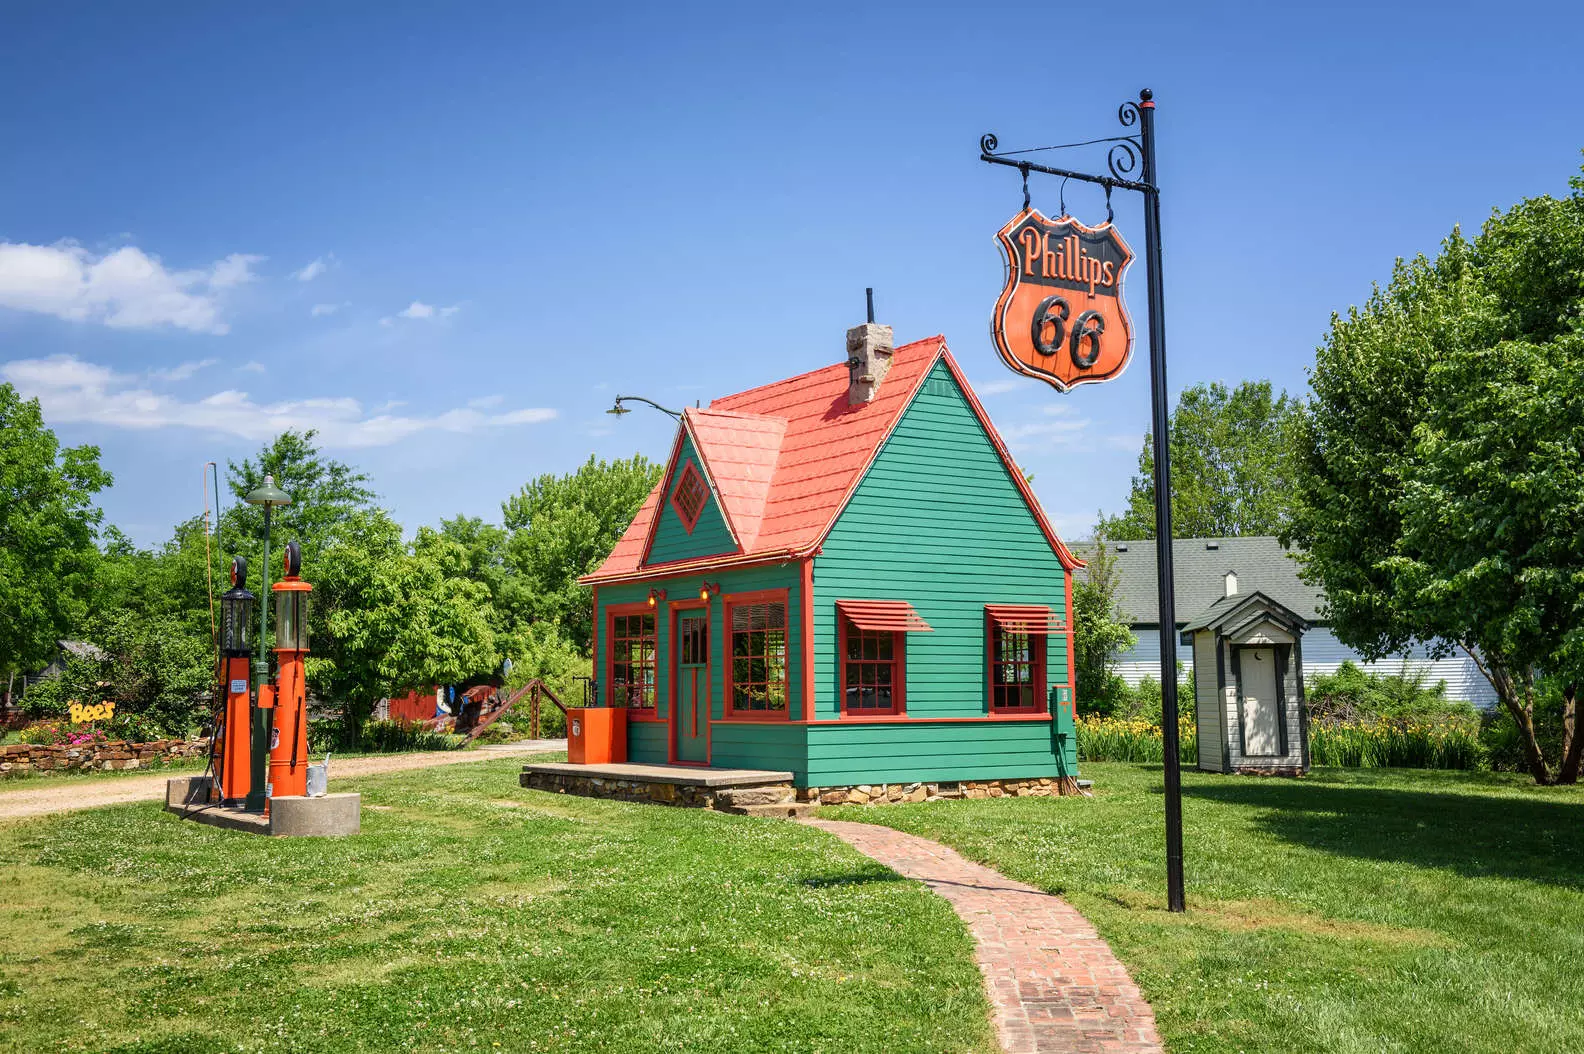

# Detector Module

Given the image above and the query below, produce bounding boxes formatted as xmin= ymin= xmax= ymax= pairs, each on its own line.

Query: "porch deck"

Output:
xmin=520 ymin=761 xmax=804 ymax=815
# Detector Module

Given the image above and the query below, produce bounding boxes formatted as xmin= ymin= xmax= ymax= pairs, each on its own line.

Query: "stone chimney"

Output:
xmin=846 ymin=322 xmax=894 ymax=406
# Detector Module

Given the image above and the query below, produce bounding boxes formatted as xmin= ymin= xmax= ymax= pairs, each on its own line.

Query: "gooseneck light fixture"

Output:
xmin=607 ymin=395 xmax=683 ymax=420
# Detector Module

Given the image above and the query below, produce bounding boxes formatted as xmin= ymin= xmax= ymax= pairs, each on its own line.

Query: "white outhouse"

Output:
xmin=1181 ymin=573 xmax=1309 ymax=775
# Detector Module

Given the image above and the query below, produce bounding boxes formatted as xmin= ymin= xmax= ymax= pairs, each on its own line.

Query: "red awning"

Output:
xmin=836 ymin=599 xmax=933 ymax=632
xmin=985 ymin=604 xmax=1067 ymax=635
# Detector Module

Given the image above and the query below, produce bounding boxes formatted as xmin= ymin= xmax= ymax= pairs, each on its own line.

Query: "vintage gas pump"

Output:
xmin=269 ymin=541 xmax=312 ymax=799
xmin=217 ymin=558 xmax=257 ymax=804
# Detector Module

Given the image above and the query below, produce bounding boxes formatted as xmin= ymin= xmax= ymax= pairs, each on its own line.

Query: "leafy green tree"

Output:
xmin=224 ymin=429 xmax=377 ymax=571
xmin=416 ymin=516 xmax=531 ymax=634
xmin=1099 ymin=381 xmax=1300 ymax=539
xmin=313 ymin=509 xmax=498 ymax=732
xmin=1288 ymin=168 xmax=1584 ymax=784
xmin=0 ymin=384 xmax=112 ymax=695
xmin=20 ymin=609 xmax=212 ymax=735
xmin=501 ymin=454 xmax=661 ymax=651
xmin=1073 ymin=536 xmax=1135 ymax=716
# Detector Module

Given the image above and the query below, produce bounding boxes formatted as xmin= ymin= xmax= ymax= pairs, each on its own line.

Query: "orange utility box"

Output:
xmin=566 ymin=707 xmax=627 ymax=764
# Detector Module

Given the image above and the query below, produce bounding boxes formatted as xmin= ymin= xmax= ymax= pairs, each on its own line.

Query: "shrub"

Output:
xmin=1479 ymin=678 xmax=1567 ymax=772
xmin=1307 ymin=662 xmax=1478 ymax=725
xmin=309 ymin=718 xmax=463 ymax=755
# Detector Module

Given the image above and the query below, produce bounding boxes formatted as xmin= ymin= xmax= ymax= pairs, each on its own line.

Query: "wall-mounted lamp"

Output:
xmin=608 ymin=395 xmax=683 ymax=420
xmin=647 ymin=588 xmax=667 ymax=607
xmin=698 ymin=581 xmax=721 ymax=602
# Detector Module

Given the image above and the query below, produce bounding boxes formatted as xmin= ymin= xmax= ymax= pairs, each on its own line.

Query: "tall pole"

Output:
xmin=1138 ymin=88 xmax=1186 ymax=913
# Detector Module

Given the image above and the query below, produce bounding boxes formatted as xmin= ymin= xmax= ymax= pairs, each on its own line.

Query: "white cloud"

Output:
xmin=149 ymin=358 xmax=217 ymax=382
xmin=382 ymin=300 xmax=460 ymax=325
xmin=310 ymin=301 xmax=349 ymax=317
xmin=4 ymin=354 xmax=558 ymax=449
xmin=1000 ymin=404 xmax=1091 ymax=449
xmin=208 ymin=253 xmax=263 ymax=289
xmin=291 ymin=257 xmax=329 ymax=282
xmin=973 ymin=378 xmax=1022 ymax=396
xmin=467 ymin=394 xmax=504 ymax=409
xmin=237 ymin=361 xmax=266 ymax=374
xmin=0 ymin=241 xmax=260 ymax=334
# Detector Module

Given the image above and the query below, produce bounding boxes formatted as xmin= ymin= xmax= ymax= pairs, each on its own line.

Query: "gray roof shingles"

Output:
xmin=1084 ymin=536 xmax=1325 ymax=626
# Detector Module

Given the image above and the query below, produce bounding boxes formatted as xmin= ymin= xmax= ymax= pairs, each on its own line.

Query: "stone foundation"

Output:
xmin=520 ymin=768 xmax=1087 ymax=810
xmin=802 ymin=776 xmax=1088 ymax=806
xmin=520 ymin=770 xmax=799 ymax=809
xmin=1 ymin=738 xmax=209 ymax=777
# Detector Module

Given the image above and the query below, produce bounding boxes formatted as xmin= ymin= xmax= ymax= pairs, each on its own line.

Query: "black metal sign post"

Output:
xmin=980 ymin=88 xmax=1186 ymax=912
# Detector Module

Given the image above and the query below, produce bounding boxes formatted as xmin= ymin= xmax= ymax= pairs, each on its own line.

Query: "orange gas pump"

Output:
xmin=268 ymin=541 xmax=312 ymax=800
xmin=217 ymin=557 xmax=257 ymax=804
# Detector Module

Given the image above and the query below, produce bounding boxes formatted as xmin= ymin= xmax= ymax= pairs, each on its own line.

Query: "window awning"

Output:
xmin=836 ymin=599 xmax=933 ymax=632
xmin=985 ymin=604 xmax=1067 ymax=635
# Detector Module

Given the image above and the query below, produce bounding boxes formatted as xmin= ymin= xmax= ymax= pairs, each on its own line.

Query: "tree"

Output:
xmin=313 ymin=509 xmax=498 ymax=732
xmin=1073 ymin=534 xmax=1135 ymax=716
xmin=1098 ymin=381 xmax=1300 ymax=539
xmin=417 ymin=516 xmax=531 ymax=635
xmin=501 ymin=454 xmax=661 ymax=652
xmin=1288 ymin=168 xmax=1584 ymax=785
xmin=225 ymin=429 xmax=377 ymax=570
xmin=0 ymin=384 xmax=111 ymax=694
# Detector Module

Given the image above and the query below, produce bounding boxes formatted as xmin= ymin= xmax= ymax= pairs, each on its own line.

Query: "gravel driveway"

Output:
xmin=0 ymin=740 xmax=566 ymax=822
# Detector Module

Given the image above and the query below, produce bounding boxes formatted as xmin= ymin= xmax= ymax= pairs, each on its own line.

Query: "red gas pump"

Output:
xmin=268 ymin=541 xmax=312 ymax=799
xmin=217 ymin=557 xmax=256 ymax=804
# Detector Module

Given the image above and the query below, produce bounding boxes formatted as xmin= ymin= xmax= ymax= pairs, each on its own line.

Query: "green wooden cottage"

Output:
xmin=580 ymin=323 xmax=1082 ymax=792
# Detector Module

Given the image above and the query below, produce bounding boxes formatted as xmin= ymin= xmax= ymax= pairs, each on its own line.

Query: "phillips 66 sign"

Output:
xmin=991 ymin=207 xmax=1135 ymax=391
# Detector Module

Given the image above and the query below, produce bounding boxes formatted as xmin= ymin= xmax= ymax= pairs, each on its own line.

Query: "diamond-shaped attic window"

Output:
xmin=670 ymin=462 xmax=709 ymax=533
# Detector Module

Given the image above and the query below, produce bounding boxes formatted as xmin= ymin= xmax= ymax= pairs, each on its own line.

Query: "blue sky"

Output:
xmin=3 ymin=1 xmax=1579 ymax=548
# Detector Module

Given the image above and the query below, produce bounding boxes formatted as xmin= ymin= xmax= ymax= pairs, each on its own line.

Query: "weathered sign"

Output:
xmin=991 ymin=208 xmax=1135 ymax=391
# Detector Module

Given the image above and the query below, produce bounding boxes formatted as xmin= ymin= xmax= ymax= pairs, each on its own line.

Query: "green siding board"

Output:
xmin=645 ymin=436 xmax=737 ymax=565
xmin=811 ymin=360 xmax=1078 ymax=777
xmin=627 ymin=721 xmax=668 ymax=764
xmin=805 ymin=720 xmax=1070 ymax=784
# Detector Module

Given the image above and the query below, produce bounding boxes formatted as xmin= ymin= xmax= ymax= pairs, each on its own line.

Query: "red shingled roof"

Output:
xmin=584 ymin=336 xmax=1079 ymax=583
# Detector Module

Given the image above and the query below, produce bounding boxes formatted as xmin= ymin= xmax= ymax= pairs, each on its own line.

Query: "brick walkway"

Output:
xmin=804 ymin=819 xmax=1162 ymax=1054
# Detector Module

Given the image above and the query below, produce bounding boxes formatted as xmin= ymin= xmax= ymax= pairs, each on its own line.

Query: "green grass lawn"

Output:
xmin=825 ymin=763 xmax=1584 ymax=1054
xmin=0 ymin=756 xmax=993 ymax=1054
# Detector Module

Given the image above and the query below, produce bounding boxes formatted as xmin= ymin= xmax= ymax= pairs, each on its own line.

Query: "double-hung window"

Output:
xmin=727 ymin=596 xmax=789 ymax=717
xmin=986 ymin=605 xmax=1063 ymax=714
xmin=835 ymin=600 xmax=931 ymax=718
xmin=608 ymin=610 xmax=657 ymax=710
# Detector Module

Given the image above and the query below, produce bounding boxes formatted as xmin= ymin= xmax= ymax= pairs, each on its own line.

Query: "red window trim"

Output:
xmin=987 ymin=612 xmax=1048 ymax=715
xmin=723 ymin=588 xmax=792 ymax=721
xmin=605 ymin=601 xmax=658 ymax=713
xmin=669 ymin=460 xmax=709 ymax=534
xmin=838 ymin=614 xmax=906 ymax=717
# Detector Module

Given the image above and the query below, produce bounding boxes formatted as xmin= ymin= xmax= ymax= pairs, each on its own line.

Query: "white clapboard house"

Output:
xmin=1099 ymin=536 xmax=1496 ymax=709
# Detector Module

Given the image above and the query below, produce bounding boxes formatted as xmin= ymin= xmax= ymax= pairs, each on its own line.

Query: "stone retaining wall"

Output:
xmin=0 ymin=738 xmax=209 ymax=777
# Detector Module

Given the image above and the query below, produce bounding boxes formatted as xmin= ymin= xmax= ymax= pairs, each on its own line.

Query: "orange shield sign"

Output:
xmin=991 ymin=208 xmax=1135 ymax=391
